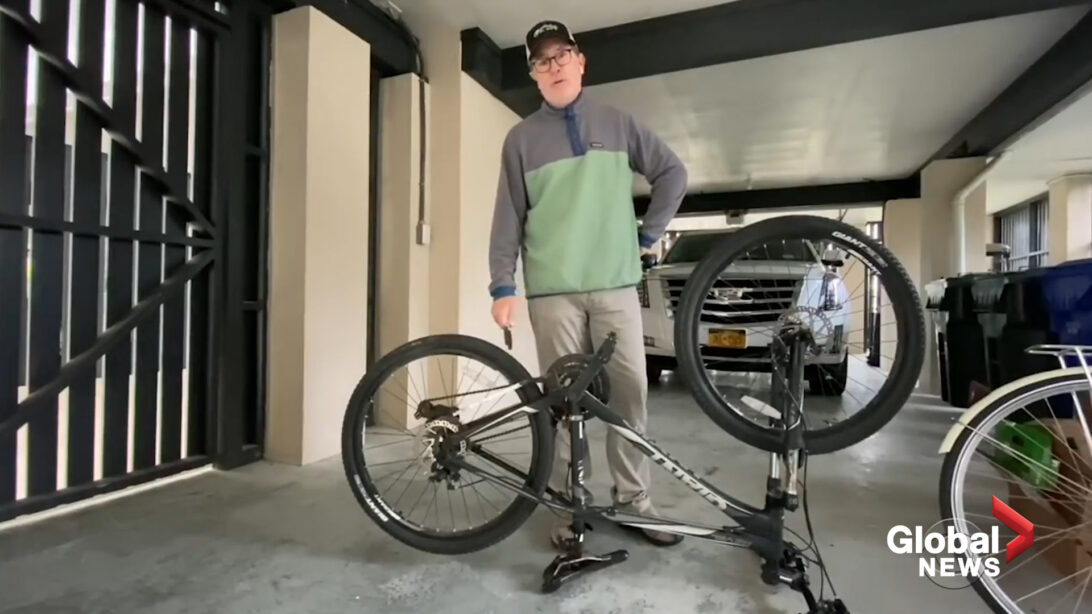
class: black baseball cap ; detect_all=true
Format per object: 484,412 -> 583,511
525,20 -> 577,60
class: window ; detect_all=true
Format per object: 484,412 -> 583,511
993,196 -> 1049,271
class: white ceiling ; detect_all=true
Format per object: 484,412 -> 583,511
984,85 -> 1092,212
385,0 -> 740,47
391,1 -> 1090,201
595,6 -> 1089,194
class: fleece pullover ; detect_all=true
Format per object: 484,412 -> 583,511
488,93 -> 687,300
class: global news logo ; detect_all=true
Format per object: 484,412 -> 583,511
887,496 -> 1034,587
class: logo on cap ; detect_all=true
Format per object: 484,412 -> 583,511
533,23 -> 559,37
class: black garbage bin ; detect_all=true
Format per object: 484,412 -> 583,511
971,273 -> 1008,390
997,267 -> 1059,385
943,274 -> 992,408
924,279 -> 950,402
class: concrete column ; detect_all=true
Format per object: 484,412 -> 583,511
1047,174 -> 1092,264
373,73 -> 433,429
265,7 -> 371,465
405,10 -> 463,339
961,182 -> 990,273
884,157 -> 986,395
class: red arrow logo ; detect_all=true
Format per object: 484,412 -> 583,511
993,496 -> 1034,562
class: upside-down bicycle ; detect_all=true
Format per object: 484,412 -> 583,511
341,216 -> 926,613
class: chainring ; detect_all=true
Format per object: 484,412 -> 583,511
545,353 -> 611,404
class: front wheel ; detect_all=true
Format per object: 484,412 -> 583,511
940,368 -> 1092,613
674,215 -> 925,454
341,334 -> 555,555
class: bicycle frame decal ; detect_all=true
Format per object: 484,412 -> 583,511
612,423 -> 753,515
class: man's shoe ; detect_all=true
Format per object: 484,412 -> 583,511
621,523 -> 684,547
613,490 -> 684,547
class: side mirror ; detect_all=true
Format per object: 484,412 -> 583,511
641,253 -> 658,270
821,248 -> 844,268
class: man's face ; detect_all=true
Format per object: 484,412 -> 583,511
529,40 -> 585,108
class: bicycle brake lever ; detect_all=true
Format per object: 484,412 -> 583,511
504,328 -> 513,350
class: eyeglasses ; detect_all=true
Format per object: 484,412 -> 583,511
529,47 -> 574,73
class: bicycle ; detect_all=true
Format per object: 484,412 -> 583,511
341,216 -> 926,613
938,344 -> 1092,613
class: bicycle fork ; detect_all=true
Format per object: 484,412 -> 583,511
767,327 -> 808,511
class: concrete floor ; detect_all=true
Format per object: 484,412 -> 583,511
0,377 -> 992,614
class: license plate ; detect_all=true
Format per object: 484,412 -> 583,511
708,329 -> 747,349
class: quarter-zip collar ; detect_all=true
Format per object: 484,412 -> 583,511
540,91 -> 587,156
539,90 -> 587,116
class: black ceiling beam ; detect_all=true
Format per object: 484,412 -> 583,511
634,176 -> 921,217
929,7 -> 1092,160
275,0 -> 418,76
462,0 -> 1089,117
462,28 -> 541,116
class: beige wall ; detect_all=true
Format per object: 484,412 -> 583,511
266,7 -> 370,464
457,73 -> 540,372
399,10 -> 541,376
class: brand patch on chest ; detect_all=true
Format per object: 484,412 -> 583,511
589,141 -> 604,149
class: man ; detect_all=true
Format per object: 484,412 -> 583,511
487,20 -> 688,550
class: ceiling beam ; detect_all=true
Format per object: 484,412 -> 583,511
278,0 -> 419,76
463,0 -> 1089,117
461,28 -> 541,116
928,7 -> 1092,160
634,176 -> 921,217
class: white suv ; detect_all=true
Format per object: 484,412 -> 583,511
639,228 -> 852,395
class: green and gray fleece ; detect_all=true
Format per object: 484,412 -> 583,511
488,93 -> 687,299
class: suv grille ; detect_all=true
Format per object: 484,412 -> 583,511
665,277 -> 801,325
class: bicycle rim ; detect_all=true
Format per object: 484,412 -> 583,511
942,370 -> 1092,613
673,215 -> 924,454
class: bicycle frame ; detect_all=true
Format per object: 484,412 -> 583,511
446,328 -> 816,591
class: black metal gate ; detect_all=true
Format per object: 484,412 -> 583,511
0,0 -> 270,522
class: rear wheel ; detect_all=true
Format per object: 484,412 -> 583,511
674,215 -> 924,454
341,334 -> 554,554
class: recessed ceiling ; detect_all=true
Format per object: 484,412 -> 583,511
986,84 -> 1092,212
387,0 -> 741,47
587,6 -> 1088,194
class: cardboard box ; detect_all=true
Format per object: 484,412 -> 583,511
1005,417 -> 1092,581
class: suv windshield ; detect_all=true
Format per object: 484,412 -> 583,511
662,231 -> 814,264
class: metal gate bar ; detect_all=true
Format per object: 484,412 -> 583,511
0,0 -> 31,505
0,0 -> 269,522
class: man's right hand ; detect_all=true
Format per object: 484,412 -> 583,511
492,296 -> 518,330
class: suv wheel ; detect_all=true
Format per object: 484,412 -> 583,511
807,354 -> 848,396
646,362 -> 663,384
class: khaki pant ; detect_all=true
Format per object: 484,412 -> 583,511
526,285 -> 652,508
